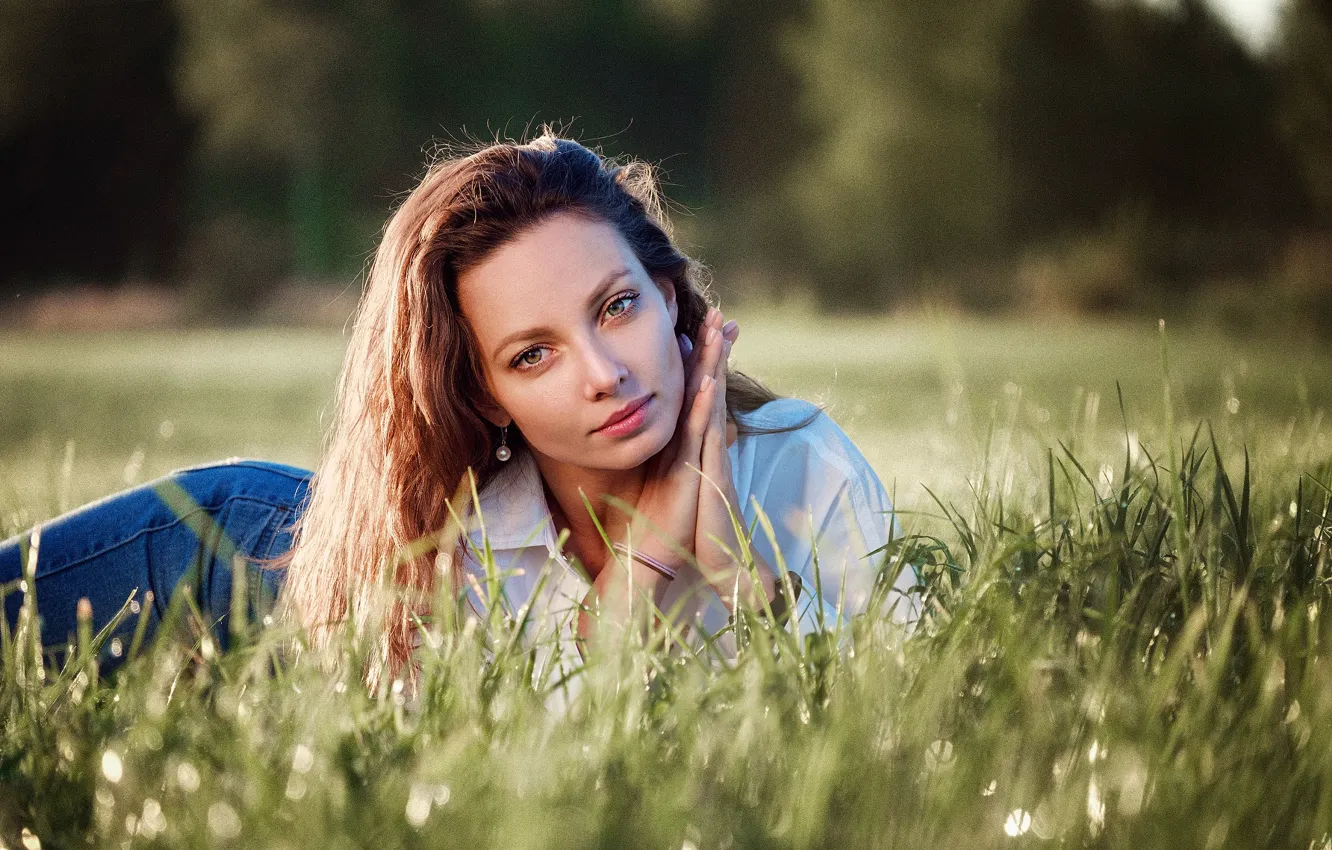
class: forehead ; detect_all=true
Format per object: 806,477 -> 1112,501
455,212 -> 639,338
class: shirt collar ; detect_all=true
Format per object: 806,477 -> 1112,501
464,449 -> 555,551
463,425 -> 749,554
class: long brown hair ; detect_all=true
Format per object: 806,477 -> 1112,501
275,130 -> 815,688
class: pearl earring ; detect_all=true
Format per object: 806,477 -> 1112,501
495,424 -> 512,462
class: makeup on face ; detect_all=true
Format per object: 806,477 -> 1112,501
455,212 -> 684,472
593,394 -> 653,438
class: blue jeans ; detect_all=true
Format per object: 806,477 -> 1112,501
0,459 -> 311,668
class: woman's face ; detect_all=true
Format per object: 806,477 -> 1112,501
455,211 -> 685,472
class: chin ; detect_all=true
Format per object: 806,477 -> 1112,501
616,429 -> 675,470
587,420 -> 674,471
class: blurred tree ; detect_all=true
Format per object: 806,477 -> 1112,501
1271,0 -> 1332,334
998,0 -> 1306,299
169,0 -> 719,307
699,0 -> 820,303
172,0 -> 380,291
779,0 -> 1021,309
1277,0 -> 1332,218
0,1 -> 194,290
777,0 -> 1310,309
4,0 -> 1327,318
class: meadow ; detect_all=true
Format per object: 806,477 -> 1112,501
2,310 -> 1331,848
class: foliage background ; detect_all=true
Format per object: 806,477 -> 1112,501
2,0 -> 1330,324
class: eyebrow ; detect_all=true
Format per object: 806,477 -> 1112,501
490,267 -> 634,362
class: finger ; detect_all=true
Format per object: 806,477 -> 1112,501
683,309 -> 724,410
698,336 -> 730,481
676,372 -> 715,470
661,313 -> 719,471
678,332 -> 693,363
714,337 -> 731,422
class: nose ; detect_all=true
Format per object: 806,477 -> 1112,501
580,335 -> 627,400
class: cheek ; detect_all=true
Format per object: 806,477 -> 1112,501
539,381 -> 597,444
661,332 -> 686,407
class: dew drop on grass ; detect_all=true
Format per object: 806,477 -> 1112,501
925,740 -> 954,771
109,638 -> 123,658
285,775 -> 307,801
94,789 -> 115,828
20,827 -> 41,850
1098,464 -> 1115,494
1226,397 -> 1240,414
1286,701 -> 1302,724
139,799 -> 166,838
177,761 -> 200,792
1003,809 -> 1031,837
405,783 -> 433,827
982,780 -> 997,796
101,750 -> 123,783
208,802 -> 241,839
122,448 -> 145,485
292,744 -> 314,774
1117,762 -> 1148,816
1087,776 -> 1106,836
159,420 -> 175,439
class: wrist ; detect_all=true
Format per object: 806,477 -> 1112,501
611,541 -> 678,582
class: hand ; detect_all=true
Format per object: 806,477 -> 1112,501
678,320 -> 739,448
576,306 -> 730,644
691,310 -> 777,612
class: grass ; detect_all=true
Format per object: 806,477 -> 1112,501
2,312 -> 1331,848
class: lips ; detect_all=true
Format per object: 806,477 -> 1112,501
595,395 -> 652,432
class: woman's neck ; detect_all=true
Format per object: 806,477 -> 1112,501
531,452 -> 647,579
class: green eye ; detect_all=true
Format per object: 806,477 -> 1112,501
606,292 -> 638,318
519,349 -> 543,366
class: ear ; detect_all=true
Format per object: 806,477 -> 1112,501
474,397 -> 511,430
654,275 -> 678,327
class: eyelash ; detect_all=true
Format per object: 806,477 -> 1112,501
509,290 -> 641,371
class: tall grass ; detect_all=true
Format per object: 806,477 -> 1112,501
2,393 -> 1330,850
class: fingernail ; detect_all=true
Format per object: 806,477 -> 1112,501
722,319 -> 737,336
706,326 -> 718,345
701,374 -> 714,390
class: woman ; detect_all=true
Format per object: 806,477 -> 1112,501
0,132 -> 916,689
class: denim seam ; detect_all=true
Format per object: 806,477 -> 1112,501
258,506 -> 297,560
28,495 -> 299,582
168,459 -> 313,484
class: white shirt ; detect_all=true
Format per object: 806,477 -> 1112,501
452,397 -> 918,681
